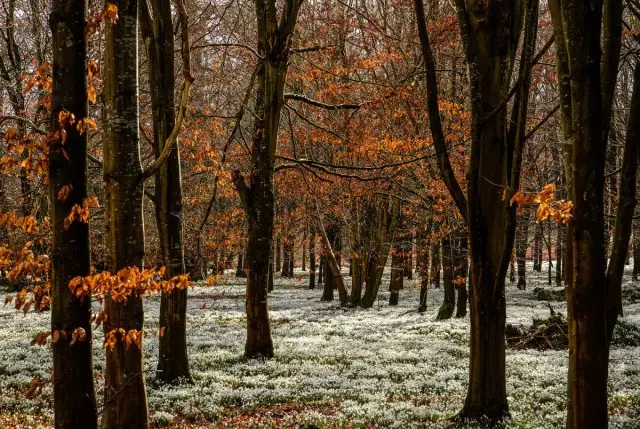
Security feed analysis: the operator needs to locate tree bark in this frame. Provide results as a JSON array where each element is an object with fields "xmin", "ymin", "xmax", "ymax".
[
  {"xmin": 455, "ymin": 232, "xmax": 469, "ymax": 318},
  {"xmin": 605, "ymin": 60, "xmax": 640, "ymax": 346},
  {"xmin": 429, "ymin": 242, "xmax": 440, "ymax": 288},
  {"xmin": 361, "ymin": 199, "xmax": 399, "ymax": 309},
  {"xmin": 309, "ymin": 230, "xmax": 316, "ymax": 289},
  {"xmin": 516, "ymin": 207, "xmax": 531, "ymax": 289},
  {"xmin": 389, "ymin": 243, "xmax": 403, "ymax": 306},
  {"xmin": 102, "ymin": 0, "xmax": 148, "ymax": 425},
  {"xmin": 139, "ymin": 0, "xmax": 191, "ymax": 385},
  {"xmin": 49, "ymin": 3, "xmax": 97, "ymax": 427},
  {"xmin": 549, "ymin": 0, "xmax": 622, "ymax": 426},
  {"xmin": 415, "ymin": 0, "xmax": 539, "ymax": 419},
  {"xmin": 437, "ymin": 236, "xmax": 455, "ymax": 319},
  {"xmin": 231, "ymin": 0, "xmax": 301, "ymax": 358}
]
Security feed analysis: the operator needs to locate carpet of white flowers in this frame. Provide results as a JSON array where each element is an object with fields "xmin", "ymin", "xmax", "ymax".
[{"xmin": 0, "ymin": 263, "xmax": 639, "ymax": 428}]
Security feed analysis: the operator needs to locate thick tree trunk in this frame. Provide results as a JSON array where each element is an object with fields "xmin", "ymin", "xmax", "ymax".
[
  {"xmin": 549, "ymin": 0, "xmax": 619, "ymax": 426},
  {"xmin": 49, "ymin": 4, "xmax": 98, "ymax": 427},
  {"xmin": 437, "ymin": 236, "xmax": 455, "ymax": 319},
  {"xmin": 102, "ymin": 0, "xmax": 148, "ymax": 425},
  {"xmin": 232, "ymin": 0, "xmax": 301, "ymax": 357}
]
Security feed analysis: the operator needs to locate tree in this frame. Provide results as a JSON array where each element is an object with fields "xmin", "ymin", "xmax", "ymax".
[
  {"xmin": 549, "ymin": 0, "xmax": 626, "ymax": 426},
  {"xmin": 415, "ymin": 0, "xmax": 540, "ymax": 419},
  {"xmin": 232, "ymin": 0, "xmax": 303, "ymax": 358},
  {"xmin": 49, "ymin": 1, "xmax": 97, "ymax": 427},
  {"xmin": 101, "ymin": 0, "xmax": 148, "ymax": 425},
  {"xmin": 140, "ymin": 0, "xmax": 192, "ymax": 386}
]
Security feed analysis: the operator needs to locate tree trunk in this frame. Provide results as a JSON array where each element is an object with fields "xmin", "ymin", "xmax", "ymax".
[
  {"xmin": 318, "ymin": 218, "xmax": 348, "ymax": 304},
  {"xmin": 429, "ymin": 242, "xmax": 440, "ymax": 288},
  {"xmin": 605, "ymin": 60, "xmax": 640, "ymax": 347},
  {"xmin": 549, "ymin": 0, "xmax": 620, "ymax": 426},
  {"xmin": 351, "ymin": 255, "xmax": 363, "ymax": 307},
  {"xmin": 309, "ymin": 231, "xmax": 316, "ymax": 289},
  {"xmin": 437, "ymin": 236, "xmax": 455, "ymax": 319},
  {"xmin": 455, "ymin": 232, "xmax": 469, "ymax": 318},
  {"xmin": 140, "ymin": 0, "xmax": 191, "ymax": 385},
  {"xmin": 516, "ymin": 207, "xmax": 531, "ymax": 289},
  {"xmin": 533, "ymin": 222, "xmax": 542, "ymax": 271},
  {"xmin": 415, "ymin": 0, "xmax": 539, "ymax": 419},
  {"xmin": 102, "ymin": 0, "xmax": 148, "ymax": 425},
  {"xmin": 633, "ymin": 221, "xmax": 640, "ymax": 281},
  {"xmin": 418, "ymin": 242, "xmax": 429, "ymax": 313},
  {"xmin": 276, "ymin": 237, "xmax": 281, "ymax": 272},
  {"xmin": 231, "ymin": 0, "xmax": 301, "ymax": 358},
  {"xmin": 361, "ymin": 199, "xmax": 399, "ymax": 309},
  {"xmin": 49, "ymin": 3, "xmax": 98, "ymax": 426},
  {"xmin": 321, "ymin": 256, "xmax": 334, "ymax": 301},
  {"xmin": 389, "ymin": 243, "xmax": 403, "ymax": 306},
  {"xmin": 302, "ymin": 227, "xmax": 307, "ymax": 271},
  {"xmin": 318, "ymin": 254, "xmax": 324, "ymax": 284},
  {"xmin": 236, "ymin": 251, "xmax": 245, "ymax": 277}
]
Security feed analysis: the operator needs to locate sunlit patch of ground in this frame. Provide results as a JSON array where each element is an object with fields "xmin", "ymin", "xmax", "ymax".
[{"xmin": 1, "ymin": 263, "xmax": 639, "ymax": 428}]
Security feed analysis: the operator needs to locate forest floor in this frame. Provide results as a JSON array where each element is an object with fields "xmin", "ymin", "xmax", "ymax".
[{"xmin": 0, "ymin": 263, "xmax": 639, "ymax": 428}]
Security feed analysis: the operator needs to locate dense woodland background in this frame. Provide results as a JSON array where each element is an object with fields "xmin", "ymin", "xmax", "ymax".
[{"xmin": 0, "ymin": 0, "xmax": 639, "ymax": 427}]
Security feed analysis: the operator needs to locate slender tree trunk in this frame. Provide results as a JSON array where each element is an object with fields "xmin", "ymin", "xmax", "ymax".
[
  {"xmin": 276, "ymin": 237, "xmax": 281, "ymax": 272},
  {"xmin": 236, "ymin": 251, "xmax": 245, "ymax": 277},
  {"xmin": 288, "ymin": 239, "xmax": 294, "ymax": 275},
  {"xmin": 429, "ymin": 242, "xmax": 440, "ymax": 288},
  {"xmin": 605, "ymin": 60, "xmax": 640, "ymax": 346},
  {"xmin": 437, "ymin": 236, "xmax": 455, "ymax": 319},
  {"xmin": 102, "ymin": 0, "xmax": 148, "ymax": 425},
  {"xmin": 533, "ymin": 223, "xmax": 542, "ymax": 271},
  {"xmin": 318, "ymin": 254, "xmax": 324, "ymax": 284},
  {"xmin": 633, "ymin": 222, "xmax": 640, "ymax": 281},
  {"xmin": 302, "ymin": 227, "xmax": 307, "ymax": 271},
  {"xmin": 516, "ymin": 207, "xmax": 531, "ymax": 289},
  {"xmin": 49, "ymin": 3, "xmax": 97, "ymax": 426},
  {"xmin": 389, "ymin": 243, "xmax": 403, "ymax": 306},
  {"xmin": 455, "ymin": 233, "xmax": 469, "ymax": 318},
  {"xmin": 322, "ymin": 256, "xmax": 334, "ymax": 301},
  {"xmin": 309, "ymin": 230, "xmax": 316, "ymax": 289},
  {"xmin": 418, "ymin": 241, "xmax": 429, "ymax": 313},
  {"xmin": 140, "ymin": 0, "xmax": 191, "ymax": 385},
  {"xmin": 351, "ymin": 255, "xmax": 363, "ymax": 307}
]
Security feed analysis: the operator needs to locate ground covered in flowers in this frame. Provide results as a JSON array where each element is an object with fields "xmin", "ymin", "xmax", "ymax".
[{"xmin": 1, "ymin": 264, "xmax": 639, "ymax": 428}]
